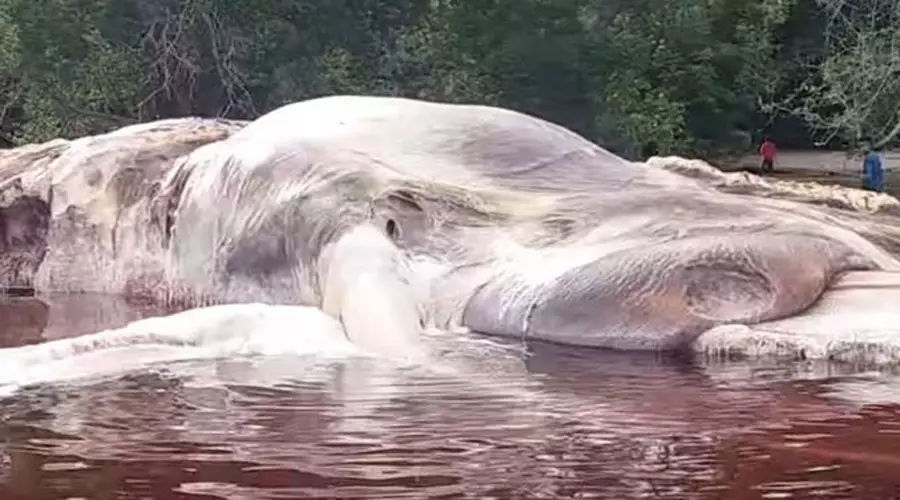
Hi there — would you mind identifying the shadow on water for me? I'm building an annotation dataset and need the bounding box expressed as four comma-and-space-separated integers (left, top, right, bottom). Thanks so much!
1, 295, 900, 498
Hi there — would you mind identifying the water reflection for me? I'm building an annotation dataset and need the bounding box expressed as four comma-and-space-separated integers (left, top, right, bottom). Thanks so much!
1, 295, 900, 498
0, 298, 49, 347
0, 294, 173, 346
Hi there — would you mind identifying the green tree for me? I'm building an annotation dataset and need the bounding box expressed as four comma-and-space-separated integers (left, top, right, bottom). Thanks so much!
597, 0, 797, 157
0, 0, 881, 159
782, 0, 900, 148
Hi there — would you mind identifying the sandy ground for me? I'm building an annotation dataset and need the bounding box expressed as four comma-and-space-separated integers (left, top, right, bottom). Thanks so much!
728, 150, 900, 173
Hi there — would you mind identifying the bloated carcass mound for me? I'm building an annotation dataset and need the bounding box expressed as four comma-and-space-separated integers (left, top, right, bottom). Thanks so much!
3, 96, 900, 363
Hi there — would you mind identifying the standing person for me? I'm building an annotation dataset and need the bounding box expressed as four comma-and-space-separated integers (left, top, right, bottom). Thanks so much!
862, 144, 885, 193
758, 136, 777, 174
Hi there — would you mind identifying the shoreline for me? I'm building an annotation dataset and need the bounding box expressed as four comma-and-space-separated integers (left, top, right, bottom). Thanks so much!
710, 151, 900, 198
719, 150, 900, 174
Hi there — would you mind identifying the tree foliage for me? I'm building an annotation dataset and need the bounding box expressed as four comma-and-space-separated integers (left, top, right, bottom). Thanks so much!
785, 0, 900, 147
0, 0, 893, 157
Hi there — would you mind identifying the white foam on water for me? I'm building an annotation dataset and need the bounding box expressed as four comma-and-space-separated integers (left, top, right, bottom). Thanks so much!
0, 303, 359, 395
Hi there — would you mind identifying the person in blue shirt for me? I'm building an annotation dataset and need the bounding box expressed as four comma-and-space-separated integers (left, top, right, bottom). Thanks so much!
862, 144, 885, 193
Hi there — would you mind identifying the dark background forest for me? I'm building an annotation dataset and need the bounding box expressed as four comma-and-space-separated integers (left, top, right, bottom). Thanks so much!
0, 0, 897, 159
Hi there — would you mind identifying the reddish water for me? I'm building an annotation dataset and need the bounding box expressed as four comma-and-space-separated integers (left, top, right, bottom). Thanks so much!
1, 295, 900, 499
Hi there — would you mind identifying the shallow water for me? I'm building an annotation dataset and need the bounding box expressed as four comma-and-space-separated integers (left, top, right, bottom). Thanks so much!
2, 296, 900, 498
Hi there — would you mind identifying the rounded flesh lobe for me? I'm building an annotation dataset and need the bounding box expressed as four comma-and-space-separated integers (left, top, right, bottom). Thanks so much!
683, 263, 774, 322
465, 233, 874, 351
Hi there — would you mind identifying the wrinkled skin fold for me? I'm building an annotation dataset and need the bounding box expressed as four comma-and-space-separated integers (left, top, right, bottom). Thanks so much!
3, 96, 900, 360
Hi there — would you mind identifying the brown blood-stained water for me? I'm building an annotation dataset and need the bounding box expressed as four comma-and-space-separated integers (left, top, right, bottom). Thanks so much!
1, 295, 900, 499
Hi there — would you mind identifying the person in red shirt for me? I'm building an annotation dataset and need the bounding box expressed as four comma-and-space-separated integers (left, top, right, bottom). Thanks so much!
759, 136, 777, 174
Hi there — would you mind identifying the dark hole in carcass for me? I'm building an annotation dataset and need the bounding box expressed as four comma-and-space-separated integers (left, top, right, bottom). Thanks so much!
0, 195, 51, 296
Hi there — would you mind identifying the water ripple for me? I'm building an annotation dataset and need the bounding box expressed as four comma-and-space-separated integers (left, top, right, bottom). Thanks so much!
2, 296, 900, 498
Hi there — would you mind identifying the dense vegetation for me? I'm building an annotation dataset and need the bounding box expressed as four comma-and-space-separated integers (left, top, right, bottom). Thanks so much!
0, 0, 897, 158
